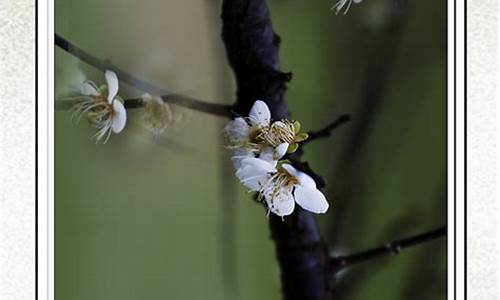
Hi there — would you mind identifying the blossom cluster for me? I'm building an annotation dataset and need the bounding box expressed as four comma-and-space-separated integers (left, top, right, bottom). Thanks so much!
225, 101, 329, 217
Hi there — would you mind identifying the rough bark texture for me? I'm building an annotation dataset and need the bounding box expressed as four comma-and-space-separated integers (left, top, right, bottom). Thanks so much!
221, 1, 333, 299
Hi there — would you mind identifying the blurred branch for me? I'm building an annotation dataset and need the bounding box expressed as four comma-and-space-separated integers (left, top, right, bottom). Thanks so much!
330, 226, 446, 272
303, 114, 351, 145
55, 34, 233, 117
202, 0, 240, 295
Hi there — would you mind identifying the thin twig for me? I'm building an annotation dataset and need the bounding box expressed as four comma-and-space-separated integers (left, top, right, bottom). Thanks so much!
55, 34, 233, 117
330, 226, 446, 272
55, 95, 233, 117
304, 114, 351, 145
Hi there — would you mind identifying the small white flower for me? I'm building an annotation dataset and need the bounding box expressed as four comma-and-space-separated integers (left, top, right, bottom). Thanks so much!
235, 157, 329, 217
224, 100, 272, 167
224, 100, 308, 167
224, 100, 270, 144
332, 0, 362, 15
72, 70, 127, 143
142, 93, 173, 137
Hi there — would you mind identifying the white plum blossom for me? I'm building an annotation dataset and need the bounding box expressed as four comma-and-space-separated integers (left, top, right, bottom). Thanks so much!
225, 99, 326, 218
332, 0, 363, 15
236, 157, 329, 217
142, 93, 173, 137
71, 70, 127, 143
224, 100, 271, 168
224, 100, 308, 167
224, 100, 270, 147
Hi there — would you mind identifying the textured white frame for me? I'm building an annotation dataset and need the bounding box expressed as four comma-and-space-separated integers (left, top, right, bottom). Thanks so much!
37, 0, 53, 299
467, 0, 499, 299
0, 0, 35, 299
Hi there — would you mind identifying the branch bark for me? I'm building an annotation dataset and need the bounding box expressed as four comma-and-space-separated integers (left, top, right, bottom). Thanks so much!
221, 1, 333, 299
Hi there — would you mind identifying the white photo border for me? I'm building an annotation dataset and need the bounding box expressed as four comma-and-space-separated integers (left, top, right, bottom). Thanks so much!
35, 0, 466, 299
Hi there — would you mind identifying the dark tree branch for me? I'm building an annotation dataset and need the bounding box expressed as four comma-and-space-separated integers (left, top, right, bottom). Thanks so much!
221, 1, 292, 120
330, 226, 446, 272
304, 114, 351, 145
221, 1, 332, 299
55, 34, 233, 117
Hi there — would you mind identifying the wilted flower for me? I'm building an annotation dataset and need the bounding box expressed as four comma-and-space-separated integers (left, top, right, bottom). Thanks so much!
142, 93, 173, 137
71, 70, 127, 143
332, 0, 362, 15
236, 157, 329, 217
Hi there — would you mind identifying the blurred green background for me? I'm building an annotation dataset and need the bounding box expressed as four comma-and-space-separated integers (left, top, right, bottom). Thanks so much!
55, 0, 446, 299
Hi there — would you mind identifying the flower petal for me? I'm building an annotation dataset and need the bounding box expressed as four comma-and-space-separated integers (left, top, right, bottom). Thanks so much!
238, 157, 276, 174
236, 169, 268, 191
273, 143, 289, 160
258, 146, 275, 164
293, 185, 329, 214
105, 70, 119, 103
81, 81, 100, 96
236, 169, 269, 191
281, 164, 316, 188
235, 158, 276, 191
259, 143, 288, 165
231, 148, 254, 169
249, 100, 271, 127
111, 100, 127, 133
266, 190, 295, 217
225, 117, 250, 143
